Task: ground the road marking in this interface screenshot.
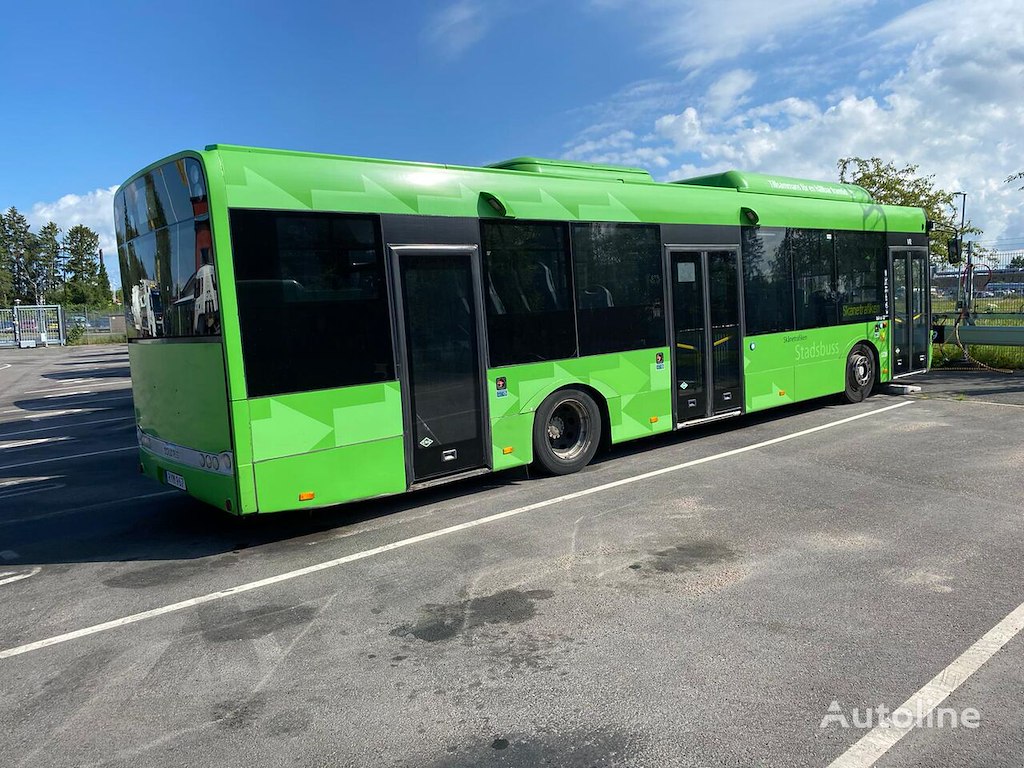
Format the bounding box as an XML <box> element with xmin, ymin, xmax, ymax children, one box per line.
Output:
<box><xmin>25</xmin><ymin>380</ymin><xmax>129</xmax><ymax>394</ymax></box>
<box><xmin>19</xmin><ymin>393</ymin><xmax>131</xmax><ymax>410</ymax></box>
<box><xmin>0</xmin><ymin>364</ymin><xmax>10</xmax><ymax>372</ymax></box>
<box><xmin>0</xmin><ymin>567</ymin><xmax>41</xmax><ymax>587</ymax></box>
<box><xmin>828</xmin><ymin>597</ymin><xmax>1024</xmax><ymax>767</ymax></box>
<box><xmin>0</xmin><ymin>483</ymin><xmax>65</xmax><ymax>502</ymax></box>
<box><xmin>0</xmin><ymin>476</ymin><xmax>58</xmax><ymax>488</ymax></box>
<box><xmin>0</xmin><ymin>400</ymin><xmax>913</xmax><ymax>660</ymax></box>
<box><xmin>0</xmin><ymin>416</ymin><xmax>134</xmax><ymax>439</ymax></box>
<box><xmin>21</xmin><ymin>408</ymin><xmax>88</xmax><ymax>420</ymax></box>
<box><xmin>0</xmin><ymin>490</ymin><xmax>178</xmax><ymax>526</ymax></box>
<box><xmin>0</xmin><ymin>446</ymin><xmax>136</xmax><ymax>471</ymax></box>
<box><xmin>0</xmin><ymin>437</ymin><xmax>72</xmax><ymax>451</ymax></box>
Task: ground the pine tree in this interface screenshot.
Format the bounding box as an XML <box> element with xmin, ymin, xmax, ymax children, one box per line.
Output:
<box><xmin>36</xmin><ymin>222</ymin><xmax>63</xmax><ymax>302</ymax></box>
<box><xmin>95</xmin><ymin>252</ymin><xmax>113</xmax><ymax>306</ymax></box>
<box><xmin>3</xmin><ymin>207</ymin><xmax>36</xmax><ymax>302</ymax></box>
<box><xmin>63</xmin><ymin>224</ymin><xmax>101</xmax><ymax>306</ymax></box>
<box><xmin>0</xmin><ymin>212</ymin><xmax>11</xmax><ymax>304</ymax></box>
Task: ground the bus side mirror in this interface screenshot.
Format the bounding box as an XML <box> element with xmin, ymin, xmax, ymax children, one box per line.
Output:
<box><xmin>947</xmin><ymin>239</ymin><xmax>962</xmax><ymax>265</ymax></box>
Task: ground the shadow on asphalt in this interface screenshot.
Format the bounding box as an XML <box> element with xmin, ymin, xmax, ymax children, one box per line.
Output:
<box><xmin>1</xmin><ymin>393</ymin><xmax>861</xmax><ymax>567</ymax></box>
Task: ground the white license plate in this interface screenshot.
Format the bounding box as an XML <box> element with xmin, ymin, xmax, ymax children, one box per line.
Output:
<box><xmin>165</xmin><ymin>470</ymin><xmax>187</xmax><ymax>491</ymax></box>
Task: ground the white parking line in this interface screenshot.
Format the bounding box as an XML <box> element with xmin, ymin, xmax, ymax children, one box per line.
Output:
<box><xmin>0</xmin><ymin>416</ymin><xmax>134</xmax><ymax>438</ymax></box>
<box><xmin>0</xmin><ymin>437</ymin><xmax>71</xmax><ymax>450</ymax></box>
<box><xmin>0</xmin><ymin>568</ymin><xmax>41</xmax><ymax>587</ymax></box>
<box><xmin>25</xmin><ymin>380</ymin><xmax>130</xmax><ymax>394</ymax></box>
<box><xmin>828</xmin><ymin>598</ymin><xmax>1024</xmax><ymax>767</ymax></box>
<box><xmin>19</xmin><ymin>393</ymin><xmax>131</xmax><ymax>410</ymax></box>
<box><xmin>21</xmin><ymin>408</ymin><xmax>90</xmax><ymax>420</ymax></box>
<box><xmin>0</xmin><ymin>446</ymin><xmax>136</xmax><ymax>471</ymax></box>
<box><xmin>0</xmin><ymin>476</ymin><xmax>58</xmax><ymax>488</ymax></box>
<box><xmin>0</xmin><ymin>400</ymin><xmax>913</xmax><ymax>660</ymax></box>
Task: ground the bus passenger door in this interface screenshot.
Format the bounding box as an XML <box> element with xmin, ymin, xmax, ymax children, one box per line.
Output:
<box><xmin>670</xmin><ymin>248</ymin><xmax>743</xmax><ymax>424</ymax></box>
<box><xmin>391</xmin><ymin>246</ymin><xmax>489</xmax><ymax>485</ymax></box>
<box><xmin>889</xmin><ymin>247</ymin><xmax>930</xmax><ymax>376</ymax></box>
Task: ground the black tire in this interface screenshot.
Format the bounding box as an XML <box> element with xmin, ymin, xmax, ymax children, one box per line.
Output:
<box><xmin>843</xmin><ymin>343</ymin><xmax>876</xmax><ymax>403</ymax></box>
<box><xmin>532</xmin><ymin>388</ymin><xmax>602</xmax><ymax>475</ymax></box>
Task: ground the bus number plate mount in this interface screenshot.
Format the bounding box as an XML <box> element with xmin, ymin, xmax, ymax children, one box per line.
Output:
<box><xmin>165</xmin><ymin>470</ymin><xmax>187</xmax><ymax>492</ymax></box>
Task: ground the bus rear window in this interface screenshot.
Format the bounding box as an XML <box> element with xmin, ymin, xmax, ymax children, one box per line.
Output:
<box><xmin>115</xmin><ymin>158</ymin><xmax>219</xmax><ymax>339</ymax></box>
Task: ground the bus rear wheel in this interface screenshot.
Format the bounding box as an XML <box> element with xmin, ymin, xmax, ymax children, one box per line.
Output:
<box><xmin>844</xmin><ymin>344</ymin><xmax>875</xmax><ymax>403</ymax></box>
<box><xmin>532</xmin><ymin>388</ymin><xmax>601</xmax><ymax>475</ymax></box>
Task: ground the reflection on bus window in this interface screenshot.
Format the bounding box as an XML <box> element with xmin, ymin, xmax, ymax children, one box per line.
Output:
<box><xmin>115</xmin><ymin>157</ymin><xmax>220</xmax><ymax>339</ymax></box>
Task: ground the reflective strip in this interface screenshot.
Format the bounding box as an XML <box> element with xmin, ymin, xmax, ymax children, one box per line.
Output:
<box><xmin>137</xmin><ymin>428</ymin><xmax>234</xmax><ymax>476</ymax></box>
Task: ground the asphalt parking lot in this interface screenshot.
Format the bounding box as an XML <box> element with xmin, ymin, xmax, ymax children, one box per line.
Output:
<box><xmin>1</xmin><ymin>346</ymin><xmax>1023</xmax><ymax>767</ymax></box>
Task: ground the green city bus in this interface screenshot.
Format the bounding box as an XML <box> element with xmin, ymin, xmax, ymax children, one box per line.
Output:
<box><xmin>114</xmin><ymin>145</ymin><xmax>930</xmax><ymax>515</ymax></box>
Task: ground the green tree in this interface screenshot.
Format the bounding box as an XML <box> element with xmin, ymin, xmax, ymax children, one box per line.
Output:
<box><xmin>2</xmin><ymin>207</ymin><xmax>37</xmax><ymax>301</ymax></box>
<box><xmin>0</xmin><ymin>212</ymin><xmax>11</xmax><ymax>304</ymax></box>
<box><xmin>837</xmin><ymin>157</ymin><xmax>980</xmax><ymax>265</ymax></box>
<box><xmin>35</xmin><ymin>221</ymin><xmax>63</xmax><ymax>302</ymax></box>
<box><xmin>63</xmin><ymin>224</ymin><xmax>101</xmax><ymax>305</ymax></box>
<box><xmin>95</xmin><ymin>252</ymin><xmax>113</xmax><ymax>306</ymax></box>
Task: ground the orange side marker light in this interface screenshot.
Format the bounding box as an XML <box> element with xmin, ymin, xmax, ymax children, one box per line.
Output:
<box><xmin>299</xmin><ymin>491</ymin><xmax>315</xmax><ymax>502</ymax></box>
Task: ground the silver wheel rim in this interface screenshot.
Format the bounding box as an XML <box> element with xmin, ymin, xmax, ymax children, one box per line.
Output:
<box><xmin>547</xmin><ymin>399</ymin><xmax>590</xmax><ymax>461</ymax></box>
<box><xmin>850</xmin><ymin>352</ymin><xmax>872</xmax><ymax>388</ymax></box>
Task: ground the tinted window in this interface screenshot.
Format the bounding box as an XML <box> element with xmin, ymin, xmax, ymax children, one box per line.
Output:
<box><xmin>481</xmin><ymin>221</ymin><xmax>577</xmax><ymax>365</ymax></box>
<box><xmin>836</xmin><ymin>231</ymin><xmax>885</xmax><ymax>322</ymax></box>
<box><xmin>791</xmin><ymin>229</ymin><xmax>838</xmax><ymax>330</ymax></box>
<box><xmin>571</xmin><ymin>223</ymin><xmax>665</xmax><ymax>355</ymax></box>
<box><xmin>742</xmin><ymin>226</ymin><xmax>794</xmax><ymax>335</ymax></box>
<box><xmin>231</xmin><ymin>210</ymin><xmax>394</xmax><ymax>397</ymax></box>
<box><xmin>116</xmin><ymin>158</ymin><xmax>218</xmax><ymax>339</ymax></box>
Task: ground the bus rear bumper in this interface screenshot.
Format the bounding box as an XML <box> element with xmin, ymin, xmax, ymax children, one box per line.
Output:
<box><xmin>137</xmin><ymin>430</ymin><xmax>239</xmax><ymax>514</ymax></box>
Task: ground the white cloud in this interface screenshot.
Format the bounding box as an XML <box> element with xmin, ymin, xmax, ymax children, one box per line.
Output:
<box><xmin>705</xmin><ymin>69</ymin><xmax>757</xmax><ymax>118</ymax></box>
<box><xmin>423</xmin><ymin>1</ymin><xmax>489</xmax><ymax>60</ymax></box>
<box><xmin>566</xmin><ymin>0</ymin><xmax>1024</xmax><ymax>247</ymax></box>
<box><xmin>592</xmin><ymin>0</ymin><xmax>871</xmax><ymax>70</ymax></box>
<box><xmin>29</xmin><ymin>186</ymin><xmax>120</xmax><ymax>287</ymax></box>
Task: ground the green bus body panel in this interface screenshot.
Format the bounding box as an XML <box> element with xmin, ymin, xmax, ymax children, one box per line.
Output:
<box><xmin>252</xmin><ymin>438</ymin><xmax>406</xmax><ymax>513</ymax></box>
<box><xmin>248</xmin><ymin>382</ymin><xmax>404</xmax><ymax>461</ymax></box>
<box><xmin>487</xmin><ymin>348</ymin><xmax>673</xmax><ymax>470</ymax></box>
<box><xmin>129</xmin><ymin>341</ymin><xmax>238</xmax><ymax>511</ymax></box>
<box><xmin>130</xmin><ymin>342</ymin><xmax>231</xmax><ymax>450</ymax></box>
<box><xmin>207</xmin><ymin>144</ymin><xmax>926</xmax><ymax>235</ymax></box>
<box><xmin>743</xmin><ymin>323</ymin><xmax>890</xmax><ymax>412</ymax></box>
<box><xmin>247</xmin><ymin>382</ymin><xmax>406</xmax><ymax>511</ymax></box>
<box><xmin>676</xmin><ymin>171</ymin><xmax>875</xmax><ymax>204</ymax></box>
<box><xmin>139</xmin><ymin>450</ymin><xmax>237</xmax><ymax>512</ymax></box>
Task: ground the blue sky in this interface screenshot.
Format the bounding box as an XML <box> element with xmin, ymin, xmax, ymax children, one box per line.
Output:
<box><xmin>2</xmin><ymin>1</ymin><xmax>1022</xmax><ymax>286</ymax></box>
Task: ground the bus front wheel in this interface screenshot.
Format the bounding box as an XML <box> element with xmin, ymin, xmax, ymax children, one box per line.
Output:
<box><xmin>532</xmin><ymin>388</ymin><xmax>602</xmax><ymax>475</ymax></box>
<box><xmin>844</xmin><ymin>344</ymin><xmax>876</xmax><ymax>403</ymax></box>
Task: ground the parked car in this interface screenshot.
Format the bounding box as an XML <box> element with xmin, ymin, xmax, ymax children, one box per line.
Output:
<box><xmin>69</xmin><ymin>315</ymin><xmax>93</xmax><ymax>328</ymax></box>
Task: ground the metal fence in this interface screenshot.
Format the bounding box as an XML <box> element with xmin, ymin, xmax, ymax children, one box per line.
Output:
<box><xmin>932</xmin><ymin>248</ymin><xmax>1024</xmax><ymax>369</ymax></box>
<box><xmin>0</xmin><ymin>305</ymin><xmax>66</xmax><ymax>348</ymax></box>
